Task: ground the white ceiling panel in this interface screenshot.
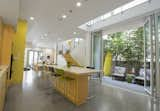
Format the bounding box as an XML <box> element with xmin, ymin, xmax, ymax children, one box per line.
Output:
<box><xmin>20</xmin><ymin>0</ymin><xmax>132</xmax><ymax>47</ymax></box>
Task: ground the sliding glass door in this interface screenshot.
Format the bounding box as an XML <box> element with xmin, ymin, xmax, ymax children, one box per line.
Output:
<box><xmin>144</xmin><ymin>13</ymin><xmax>160</xmax><ymax>110</ymax></box>
<box><xmin>155</xmin><ymin>13</ymin><xmax>160</xmax><ymax>99</ymax></box>
<box><xmin>144</xmin><ymin>16</ymin><xmax>155</xmax><ymax>95</ymax></box>
<box><xmin>91</xmin><ymin>31</ymin><xmax>103</xmax><ymax>70</ymax></box>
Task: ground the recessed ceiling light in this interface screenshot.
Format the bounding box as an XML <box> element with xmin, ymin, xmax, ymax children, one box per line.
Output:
<box><xmin>73</xmin><ymin>32</ymin><xmax>77</xmax><ymax>35</ymax></box>
<box><xmin>76</xmin><ymin>2</ymin><xmax>82</xmax><ymax>7</ymax></box>
<box><xmin>44</xmin><ymin>33</ymin><xmax>48</xmax><ymax>37</ymax></box>
<box><xmin>62</xmin><ymin>14</ymin><xmax>67</xmax><ymax>19</ymax></box>
<box><xmin>30</xmin><ymin>17</ymin><xmax>35</xmax><ymax>21</ymax></box>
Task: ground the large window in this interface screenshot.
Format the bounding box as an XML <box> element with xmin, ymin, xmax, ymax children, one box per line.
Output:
<box><xmin>103</xmin><ymin>27</ymin><xmax>144</xmax><ymax>73</ymax></box>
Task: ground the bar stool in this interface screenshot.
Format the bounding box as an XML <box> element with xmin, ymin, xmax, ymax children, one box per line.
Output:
<box><xmin>86</xmin><ymin>66</ymin><xmax>101</xmax><ymax>100</ymax></box>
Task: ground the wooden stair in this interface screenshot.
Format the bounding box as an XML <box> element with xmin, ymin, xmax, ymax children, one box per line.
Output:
<box><xmin>63</xmin><ymin>52</ymin><xmax>81</xmax><ymax>67</ymax></box>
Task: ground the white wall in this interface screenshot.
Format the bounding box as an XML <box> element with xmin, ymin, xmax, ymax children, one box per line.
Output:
<box><xmin>57</xmin><ymin>54</ymin><xmax>67</xmax><ymax>66</ymax></box>
<box><xmin>70</xmin><ymin>40</ymin><xmax>86</xmax><ymax>66</ymax></box>
<box><xmin>70</xmin><ymin>32</ymin><xmax>92</xmax><ymax>66</ymax></box>
<box><xmin>55</xmin><ymin>33</ymin><xmax>92</xmax><ymax>66</ymax></box>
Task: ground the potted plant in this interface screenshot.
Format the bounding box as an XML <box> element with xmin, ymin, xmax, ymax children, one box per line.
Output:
<box><xmin>126</xmin><ymin>75</ymin><xmax>134</xmax><ymax>83</ymax></box>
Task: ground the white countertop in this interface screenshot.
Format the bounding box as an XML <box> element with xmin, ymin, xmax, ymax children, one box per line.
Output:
<box><xmin>46</xmin><ymin>64</ymin><xmax>102</xmax><ymax>75</ymax></box>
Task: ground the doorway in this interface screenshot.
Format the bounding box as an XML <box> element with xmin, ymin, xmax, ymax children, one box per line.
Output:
<box><xmin>27</xmin><ymin>50</ymin><xmax>43</xmax><ymax>68</ymax></box>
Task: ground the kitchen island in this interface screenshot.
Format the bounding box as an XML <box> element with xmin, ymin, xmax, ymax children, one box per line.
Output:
<box><xmin>46</xmin><ymin>65</ymin><xmax>102</xmax><ymax>105</ymax></box>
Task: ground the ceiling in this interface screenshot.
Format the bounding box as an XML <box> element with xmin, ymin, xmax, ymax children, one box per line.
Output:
<box><xmin>0</xmin><ymin>0</ymin><xmax>159</xmax><ymax>48</ymax></box>
<box><xmin>19</xmin><ymin>0</ymin><xmax>132</xmax><ymax>47</ymax></box>
<box><xmin>0</xmin><ymin>0</ymin><xmax>19</xmax><ymax>26</ymax></box>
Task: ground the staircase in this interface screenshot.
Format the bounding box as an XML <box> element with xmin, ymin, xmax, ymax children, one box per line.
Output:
<box><xmin>63</xmin><ymin>52</ymin><xmax>81</xmax><ymax>67</ymax></box>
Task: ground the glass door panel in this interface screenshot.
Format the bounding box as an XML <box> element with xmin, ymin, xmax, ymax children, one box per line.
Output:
<box><xmin>144</xmin><ymin>13</ymin><xmax>160</xmax><ymax>111</ymax></box>
<box><xmin>92</xmin><ymin>31</ymin><xmax>102</xmax><ymax>70</ymax></box>
<box><xmin>144</xmin><ymin>17</ymin><xmax>154</xmax><ymax>95</ymax></box>
<box><xmin>93</xmin><ymin>36</ymin><xmax>101</xmax><ymax>70</ymax></box>
<box><xmin>158</xmin><ymin>15</ymin><xmax>160</xmax><ymax>97</ymax></box>
<box><xmin>155</xmin><ymin>14</ymin><xmax>160</xmax><ymax>98</ymax></box>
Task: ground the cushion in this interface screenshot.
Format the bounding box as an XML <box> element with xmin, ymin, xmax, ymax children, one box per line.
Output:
<box><xmin>135</xmin><ymin>76</ymin><xmax>144</xmax><ymax>80</ymax></box>
<box><xmin>114</xmin><ymin>66</ymin><xmax>126</xmax><ymax>74</ymax></box>
<box><xmin>112</xmin><ymin>73</ymin><xmax>125</xmax><ymax>77</ymax></box>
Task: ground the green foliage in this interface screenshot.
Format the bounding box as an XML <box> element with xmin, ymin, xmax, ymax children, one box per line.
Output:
<box><xmin>126</xmin><ymin>75</ymin><xmax>134</xmax><ymax>83</ymax></box>
<box><xmin>103</xmin><ymin>27</ymin><xmax>144</xmax><ymax>69</ymax></box>
<box><xmin>122</xmin><ymin>27</ymin><xmax>144</xmax><ymax>61</ymax></box>
<box><xmin>104</xmin><ymin>32</ymin><xmax>124</xmax><ymax>58</ymax></box>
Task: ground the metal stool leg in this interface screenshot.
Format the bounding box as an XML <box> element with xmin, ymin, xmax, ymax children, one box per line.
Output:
<box><xmin>87</xmin><ymin>75</ymin><xmax>96</xmax><ymax>100</ymax></box>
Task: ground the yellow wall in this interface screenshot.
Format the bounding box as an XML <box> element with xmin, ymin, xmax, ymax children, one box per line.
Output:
<box><xmin>0</xmin><ymin>25</ymin><xmax>14</xmax><ymax>65</ymax></box>
<box><xmin>11</xmin><ymin>19</ymin><xmax>28</xmax><ymax>84</ymax></box>
<box><xmin>103</xmin><ymin>52</ymin><xmax>112</xmax><ymax>76</ymax></box>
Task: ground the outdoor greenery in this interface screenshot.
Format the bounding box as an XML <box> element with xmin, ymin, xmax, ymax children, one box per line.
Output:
<box><xmin>104</xmin><ymin>27</ymin><xmax>144</xmax><ymax>72</ymax></box>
